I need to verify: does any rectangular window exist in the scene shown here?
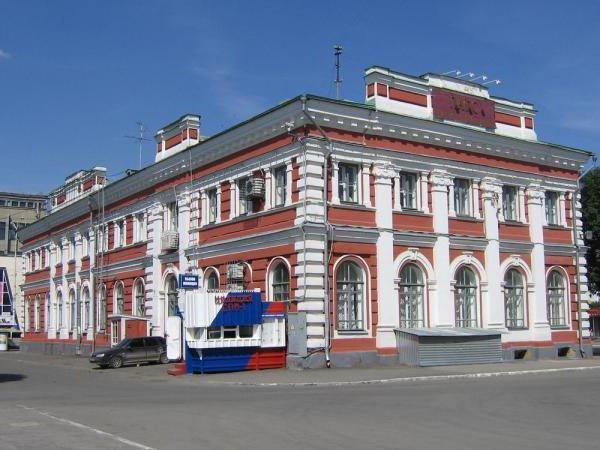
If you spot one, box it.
[545,191,560,225]
[208,189,218,224]
[0,222,5,241]
[238,178,253,215]
[223,326,237,339]
[454,178,471,217]
[69,237,76,260]
[27,202,34,208]
[338,163,358,203]
[207,327,222,339]
[117,220,125,247]
[399,172,418,210]
[0,200,5,206]
[274,166,287,207]
[238,325,253,338]
[135,213,146,242]
[502,185,518,221]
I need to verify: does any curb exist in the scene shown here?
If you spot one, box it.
[202,365,600,388]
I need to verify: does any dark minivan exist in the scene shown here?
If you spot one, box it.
[89,336,168,369]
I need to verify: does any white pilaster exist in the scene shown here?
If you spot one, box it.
[518,187,527,223]
[286,160,293,206]
[373,163,396,348]
[393,175,401,211]
[264,168,272,210]
[430,169,453,328]
[447,179,456,217]
[331,160,340,204]
[420,171,430,214]
[229,180,237,219]
[362,163,371,207]
[473,179,481,219]
[480,177,504,330]
[527,184,551,341]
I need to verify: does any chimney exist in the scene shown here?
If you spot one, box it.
[155,114,201,162]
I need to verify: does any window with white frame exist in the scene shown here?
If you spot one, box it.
[454,267,478,327]
[205,269,219,290]
[271,263,290,302]
[116,219,125,247]
[35,295,40,331]
[336,261,365,331]
[338,163,359,204]
[57,290,64,329]
[98,285,106,331]
[274,166,287,207]
[399,172,418,210]
[134,279,145,316]
[81,287,90,331]
[166,276,178,317]
[45,294,50,331]
[69,288,76,332]
[114,282,124,315]
[453,178,472,217]
[68,237,76,260]
[206,325,254,340]
[208,189,218,224]
[134,212,146,242]
[165,202,178,231]
[545,191,560,226]
[82,232,89,257]
[547,270,567,327]
[398,263,425,328]
[238,178,253,215]
[502,185,519,221]
[504,269,526,328]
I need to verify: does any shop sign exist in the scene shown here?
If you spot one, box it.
[179,274,199,290]
[431,88,496,129]
[211,292,262,326]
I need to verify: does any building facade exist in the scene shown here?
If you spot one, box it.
[19,67,593,365]
[0,191,47,332]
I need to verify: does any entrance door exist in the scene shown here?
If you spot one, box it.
[165,316,181,360]
[110,321,120,346]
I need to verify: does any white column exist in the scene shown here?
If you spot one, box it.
[447,179,456,217]
[473,179,482,219]
[47,242,57,338]
[373,163,396,348]
[59,236,69,340]
[331,160,340,204]
[526,184,551,341]
[229,180,237,218]
[480,178,504,330]
[199,189,207,226]
[285,160,293,206]
[559,193,567,226]
[87,228,95,339]
[148,202,164,336]
[420,171,430,214]
[362,163,371,207]
[216,187,222,223]
[393,175,401,211]
[264,168,272,210]
[177,191,191,273]
[518,187,527,223]
[430,169,453,328]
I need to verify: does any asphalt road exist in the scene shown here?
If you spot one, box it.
[1,352,599,450]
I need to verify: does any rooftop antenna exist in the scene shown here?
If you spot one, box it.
[334,45,343,100]
[482,79,502,86]
[442,69,461,76]
[456,72,475,79]
[470,74,488,82]
[125,121,151,170]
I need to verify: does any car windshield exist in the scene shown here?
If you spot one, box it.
[115,338,133,348]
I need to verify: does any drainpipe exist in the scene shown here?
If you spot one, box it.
[572,156,597,358]
[301,96,333,368]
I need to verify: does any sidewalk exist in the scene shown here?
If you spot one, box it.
[3,350,600,387]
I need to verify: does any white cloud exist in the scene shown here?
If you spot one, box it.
[0,48,11,59]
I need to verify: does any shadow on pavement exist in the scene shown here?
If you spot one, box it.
[0,374,27,383]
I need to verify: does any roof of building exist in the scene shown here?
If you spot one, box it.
[0,192,48,200]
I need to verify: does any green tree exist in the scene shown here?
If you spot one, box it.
[581,166,600,295]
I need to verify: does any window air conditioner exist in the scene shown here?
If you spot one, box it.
[245,176,265,199]
[227,263,244,280]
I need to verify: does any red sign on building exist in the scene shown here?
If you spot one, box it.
[431,88,496,129]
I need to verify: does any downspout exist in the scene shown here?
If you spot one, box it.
[301,96,333,367]
[572,156,597,358]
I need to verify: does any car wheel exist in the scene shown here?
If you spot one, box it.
[109,356,123,369]
[159,353,169,364]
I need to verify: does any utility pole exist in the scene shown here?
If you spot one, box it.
[334,45,343,100]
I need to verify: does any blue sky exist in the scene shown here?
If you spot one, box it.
[1,1,598,194]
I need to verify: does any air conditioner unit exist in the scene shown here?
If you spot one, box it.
[227,263,244,280]
[161,230,179,252]
[245,176,265,199]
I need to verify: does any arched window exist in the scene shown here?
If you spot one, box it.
[134,279,145,316]
[547,270,567,327]
[454,267,478,327]
[271,263,290,302]
[205,269,219,290]
[57,290,64,330]
[34,295,40,331]
[336,261,364,331]
[505,269,525,329]
[166,276,178,317]
[98,285,106,331]
[69,289,76,332]
[81,287,90,331]
[114,282,124,315]
[398,263,425,328]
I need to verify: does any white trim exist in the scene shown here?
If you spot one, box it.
[332,254,372,336]
[265,256,292,301]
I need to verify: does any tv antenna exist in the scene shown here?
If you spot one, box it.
[334,45,343,100]
[125,122,151,169]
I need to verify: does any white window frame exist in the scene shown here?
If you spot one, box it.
[273,165,287,207]
[237,177,253,215]
[398,263,425,328]
[502,185,519,222]
[338,163,359,204]
[545,191,560,226]
[114,281,125,315]
[165,202,178,231]
[454,266,479,327]
[335,260,366,332]
[134,212,146,243]
[547,269,568,328]
[207,189,218,224]
[133,279,145,317]
[504,268,526,329]
[453,178,472,217]
[399,172,419,210]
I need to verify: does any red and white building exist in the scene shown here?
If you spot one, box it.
[19,66,593,366]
